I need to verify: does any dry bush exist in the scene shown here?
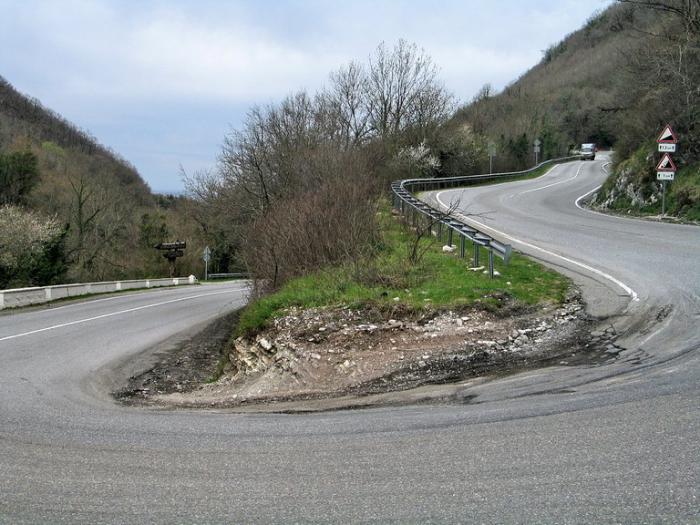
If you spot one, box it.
[241,159,379,290]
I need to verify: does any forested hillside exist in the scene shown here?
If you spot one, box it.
[0,76,203,288]
[452,0,699,219]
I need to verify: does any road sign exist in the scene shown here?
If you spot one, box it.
[655,125,678,216]
[657,124,678,144]
[533,140,541,165]
[202,246,211,262]
[656,153,677,172]
[155,241,186,250]
[488,142,496,156]
[162,249,184,259]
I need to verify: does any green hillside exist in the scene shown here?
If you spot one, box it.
[0,76,203,288]
[451,1,699,220]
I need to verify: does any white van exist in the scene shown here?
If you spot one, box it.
[581,143,596,160]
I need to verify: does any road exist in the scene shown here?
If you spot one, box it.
[1,156,699,523]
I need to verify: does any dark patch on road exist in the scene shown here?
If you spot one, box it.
[113,309,240,403]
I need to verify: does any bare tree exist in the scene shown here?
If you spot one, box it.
[403,201,460,265]
[318,62,372,149]
[366,40,454,143]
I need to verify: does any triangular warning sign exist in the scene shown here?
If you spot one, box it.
[656,153,677,171]
[657,124,678,143]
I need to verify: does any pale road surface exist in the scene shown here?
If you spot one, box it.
[1,154,699,523]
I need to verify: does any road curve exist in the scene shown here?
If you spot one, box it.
[1,159,699,523]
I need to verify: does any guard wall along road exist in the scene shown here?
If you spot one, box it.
[0,276,197,309]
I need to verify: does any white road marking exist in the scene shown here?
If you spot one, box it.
[638,320,672,348]
[33,285,200,313]
[573,161,674,227]
[435,186,640,302]
[517,163,584,196]
[0,289,244,342]
[574,184,603,210]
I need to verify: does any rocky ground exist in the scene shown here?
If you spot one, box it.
[115,289,623,412]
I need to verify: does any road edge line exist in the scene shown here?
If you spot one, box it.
[434,190,640,303]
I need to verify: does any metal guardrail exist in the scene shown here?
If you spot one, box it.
[207,272,249,280]
[391,156,581,278]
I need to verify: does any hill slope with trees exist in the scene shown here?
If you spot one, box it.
[451,0,699,219]
[0,76,203,288]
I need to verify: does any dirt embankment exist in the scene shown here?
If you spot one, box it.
[115,289,622,411]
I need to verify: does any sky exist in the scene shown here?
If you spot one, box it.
[0,0,613,194]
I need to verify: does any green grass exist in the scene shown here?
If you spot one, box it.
[236,206,569,336]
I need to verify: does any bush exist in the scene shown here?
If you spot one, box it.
[0,205,66,288]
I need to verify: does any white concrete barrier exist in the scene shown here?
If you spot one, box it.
[0,275,197,310]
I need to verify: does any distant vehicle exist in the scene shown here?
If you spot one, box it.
[580,143,596,160]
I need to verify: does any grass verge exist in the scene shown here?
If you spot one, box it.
[237,206,569,336]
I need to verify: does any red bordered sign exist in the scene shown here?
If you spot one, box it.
[656,153,677,172]
[657,124,678,144]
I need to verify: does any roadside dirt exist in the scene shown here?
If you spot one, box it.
[114,289,623,411]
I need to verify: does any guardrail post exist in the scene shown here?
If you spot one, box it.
[447,228,453,247]
[488,250,495,279]
[460,235,465,258]
[437,221,442,239]
[473,243,480,267]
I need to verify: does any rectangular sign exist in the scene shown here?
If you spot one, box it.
[658,143,676,153]
[657,172,675,180]
[156,241,186,250]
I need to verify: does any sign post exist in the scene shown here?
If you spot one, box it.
[202,246,211,281]
[154,240,187,278]
[488,141,496,174]
[534,139,541,166]
[656,124,679,216]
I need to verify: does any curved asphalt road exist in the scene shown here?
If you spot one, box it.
[1,156,699,523]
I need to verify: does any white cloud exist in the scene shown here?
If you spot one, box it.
[0,0,614,191]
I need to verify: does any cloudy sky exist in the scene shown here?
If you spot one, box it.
[1,0,612,193]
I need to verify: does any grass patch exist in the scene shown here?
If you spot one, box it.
[237,205,569,336]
